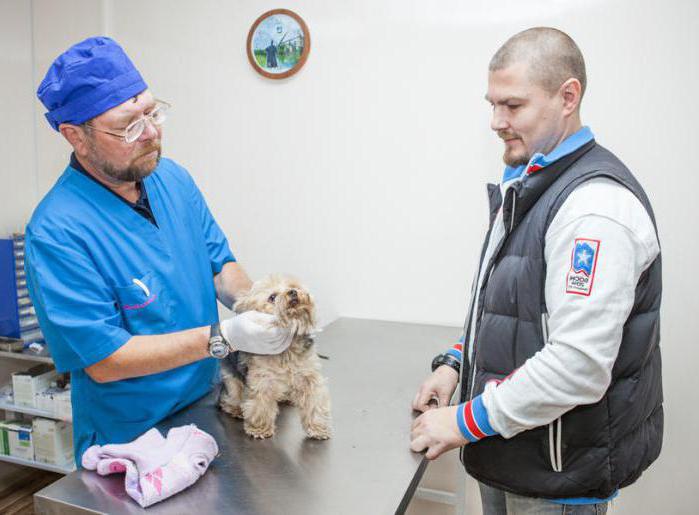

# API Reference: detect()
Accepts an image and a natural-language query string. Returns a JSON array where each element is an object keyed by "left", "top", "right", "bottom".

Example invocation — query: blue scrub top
[{"left": 24, "top": 157, "right": 235, "bottom": 465}]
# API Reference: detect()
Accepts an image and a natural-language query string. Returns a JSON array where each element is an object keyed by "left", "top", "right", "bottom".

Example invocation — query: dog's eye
[{"left": 268, "top": 293, "right": 277, "bottom": 303}]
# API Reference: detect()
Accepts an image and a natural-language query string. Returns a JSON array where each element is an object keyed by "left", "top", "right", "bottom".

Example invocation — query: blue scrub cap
[{"left": 37, "top": 36, "right": 148, "bottom": 131}]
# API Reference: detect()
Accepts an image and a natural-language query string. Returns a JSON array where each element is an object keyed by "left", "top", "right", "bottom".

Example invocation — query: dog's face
[{"left": 234, "top": 275, "right": 316, "bottom": 335}]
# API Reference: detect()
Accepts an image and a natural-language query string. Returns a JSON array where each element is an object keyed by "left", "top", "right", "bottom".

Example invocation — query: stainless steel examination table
[{"left": 34, "top": 318, "right": 458, "bottom": 514}]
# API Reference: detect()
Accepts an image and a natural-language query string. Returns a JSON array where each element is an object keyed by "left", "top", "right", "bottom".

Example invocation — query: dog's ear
[
  {"left": 233, "top": 277, "right": 278, "bottom": 314},
  {"left": 304, "top": 291, "right": 317, "bottom": 327},
  {"left": 309, "top": 294, "right": 317, "bottom": 328},
  {"left": 233, "top": 289, "right": 255, "bottom": 314}
]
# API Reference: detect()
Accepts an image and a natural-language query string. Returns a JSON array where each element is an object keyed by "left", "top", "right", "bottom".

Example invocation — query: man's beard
[
  {"left": 503, "top": 147, "right": 529, "bottom": 167},
  {"left": 88, "top": 140, "right": 162, "bottom": 183},
  {"left": 499, "top": 132, "right": 529, "bottom": 167}
]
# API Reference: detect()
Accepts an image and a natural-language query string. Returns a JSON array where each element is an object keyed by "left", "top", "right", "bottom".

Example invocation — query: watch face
[{"left": 210, "top": 339, "right": 229, "bottom": 359}]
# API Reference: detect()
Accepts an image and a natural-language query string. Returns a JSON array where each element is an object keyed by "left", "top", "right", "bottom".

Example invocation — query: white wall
[
  {"left": 0, "top": 0, "right": 39, "bottom": 484},
  {"left": 2, "top": 0, "right": 698, "bottom": 512},
  {"left": 0, "top": 0, "right": 37, "bottom": 237}
]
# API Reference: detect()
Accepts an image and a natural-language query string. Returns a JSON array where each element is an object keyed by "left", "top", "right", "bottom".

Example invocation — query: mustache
[
  {"left": 498, "top": 132, "right": 520, "bottom": 141},
  {"left": 138, "top": 141, "right": 161, "bottom": 158}
]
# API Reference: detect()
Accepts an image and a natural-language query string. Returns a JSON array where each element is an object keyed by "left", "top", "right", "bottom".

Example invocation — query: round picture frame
[{"left": 246, "top": 9, "right": 311, "bottom": 80}]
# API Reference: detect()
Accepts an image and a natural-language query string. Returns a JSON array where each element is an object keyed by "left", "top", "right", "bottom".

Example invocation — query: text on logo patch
[{"left": 566, "top": 238, "right": 601, "bottom": 296}]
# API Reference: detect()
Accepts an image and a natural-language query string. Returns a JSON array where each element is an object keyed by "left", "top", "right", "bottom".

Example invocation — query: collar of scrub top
[
  {"left": 501, "top": 126, "right": 595, "bottom": 183},
  {"left": 69, "top": 152, "right": 158, "bottom": 227}
]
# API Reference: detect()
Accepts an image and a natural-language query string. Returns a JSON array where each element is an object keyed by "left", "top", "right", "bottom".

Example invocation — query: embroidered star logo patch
[{"left": 566, "top": 238, "right": 601, "bottom": 296}]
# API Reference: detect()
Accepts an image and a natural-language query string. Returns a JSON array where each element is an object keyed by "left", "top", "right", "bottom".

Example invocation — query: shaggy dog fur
[{"left": 218, "top": 275, "right": 332, "bottom": 440}]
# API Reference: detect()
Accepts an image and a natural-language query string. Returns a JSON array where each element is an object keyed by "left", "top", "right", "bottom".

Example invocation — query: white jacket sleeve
[{"left": 481, "top": 179, "right": 659, "bottom": 438}]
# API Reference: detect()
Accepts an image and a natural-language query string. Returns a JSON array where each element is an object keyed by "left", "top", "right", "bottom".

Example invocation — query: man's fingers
[
  {"left": 413, "top": 388, "right": 433, "bottom": 412},
  {"left": 412, "top": 391, "right": 422, "bottom": 411},
  {"left": 410, "top": 415, "right": 426, "bottom": 437},
  {"left": 412, "top": 388, "right": 431, "bottom": 411},
  {"left": 425, "top": 443, "right": 444, "bottom": 460},
  {"left": 411, "top": 432, "right": 445, "bottom": 460},
  {"left": 411, "top": 412, "right": 424, "bottom": 431},
  {"left": 438, "top": 393, "right": 450, "bottom": 408},
  {"left": 410, "top": 434, "right": 430, "bottom": 453}
]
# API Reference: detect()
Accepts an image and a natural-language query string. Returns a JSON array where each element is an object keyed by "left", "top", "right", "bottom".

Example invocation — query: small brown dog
[{"left": 218, "top": 275, "right": 332, "bottom": 440}]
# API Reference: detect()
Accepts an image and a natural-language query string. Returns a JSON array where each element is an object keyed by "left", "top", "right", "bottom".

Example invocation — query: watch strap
[
  {"left": 432, "top": 352, "right": 461, "bottom": 374},
  {"left": 210, "top": 321, "right": 222, "bottom": 339}
]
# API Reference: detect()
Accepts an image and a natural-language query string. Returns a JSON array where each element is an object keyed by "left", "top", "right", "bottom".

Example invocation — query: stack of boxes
[
  {"left": 0, "top": 417, "right": 73, "bottom": 467},
  {"left": 36, "top": 383, "right": 72, "bottom": 420},
  {"left": 11, "top": 364, "right": 57, "bottom": 408},
  {"left": 0, "top": 366, "right": 73, "bottom": 467}
]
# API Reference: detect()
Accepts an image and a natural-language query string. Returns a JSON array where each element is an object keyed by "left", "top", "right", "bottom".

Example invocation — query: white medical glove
[{"left": 220, "top": 311, "right": 295, "bottom": 355}]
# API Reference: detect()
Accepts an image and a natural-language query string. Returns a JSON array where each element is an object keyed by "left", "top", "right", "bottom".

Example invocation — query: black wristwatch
[
  {"left": 431, "top": 353, "right": 461, "bottom": 375},
  {"left": 208, "top": 322, "right": 231, "bottom": 359}
]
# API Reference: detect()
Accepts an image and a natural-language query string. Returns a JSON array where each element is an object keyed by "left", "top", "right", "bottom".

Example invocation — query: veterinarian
[
  {"left": 411, "top": 27, "right": 662, "bottom": 514},
  {"left": 25, "top": 37, "right": 295, "bottom": 465}
]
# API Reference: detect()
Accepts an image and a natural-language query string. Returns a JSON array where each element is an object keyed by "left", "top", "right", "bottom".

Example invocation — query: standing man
[
  {"left": 266, "top": 39, "right": 278, "bottom": 68},
  {"left": 411, "top": 27, "right": 662, "bottom": 513},
  {"left": 26, "top": 37, "right": 294, "bottom": 465}
]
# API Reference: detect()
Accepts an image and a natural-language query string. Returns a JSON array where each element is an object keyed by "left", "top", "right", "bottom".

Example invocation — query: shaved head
[{"left": 489, "top": 27, "right": 586, "bottom": 102}]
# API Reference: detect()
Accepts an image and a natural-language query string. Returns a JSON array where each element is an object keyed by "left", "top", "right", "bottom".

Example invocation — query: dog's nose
[
  {"left": 288, "top": 289, "right": 298, "bottom": 298},
  {"left": 288, "top": 289, "right": 299, "bottom": 306}
]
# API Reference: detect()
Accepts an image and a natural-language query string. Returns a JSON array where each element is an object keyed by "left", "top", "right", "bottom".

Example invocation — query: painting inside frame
[{"left": 247, "top": 9, "right": 310, "bottom": 79}]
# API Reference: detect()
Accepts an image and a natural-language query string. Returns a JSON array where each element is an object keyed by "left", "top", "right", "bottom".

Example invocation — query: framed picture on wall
[{"left": 247, "top": 9, "right": 311, "bottom": 79}]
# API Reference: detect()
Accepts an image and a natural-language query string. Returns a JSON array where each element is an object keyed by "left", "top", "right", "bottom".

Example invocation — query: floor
[{"left": 0, "top": 469, "right": 62, "bottom": 515}]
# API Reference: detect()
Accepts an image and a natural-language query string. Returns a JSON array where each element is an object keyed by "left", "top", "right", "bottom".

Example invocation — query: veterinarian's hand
[
  {"left": 221, "top": 311, "right": 295, "bottom": 355},
  {"left": 410, "top": 405, "right": 468, "bottom": 460},
  {"left": 412, "top": 366, "right": 459, "bottom": 412}
]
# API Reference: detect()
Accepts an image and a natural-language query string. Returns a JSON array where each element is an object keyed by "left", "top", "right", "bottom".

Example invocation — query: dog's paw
[
  {"left": 245, "top": 423, "right": 275, "bottom": 439},
  {"left": 224, "top": 404, "right": 243, "bottom": 420},
  {"left": 220, "top": 402, "right": 244, "bottom": 419},
  {"left": 305, "top": 421, "right": 332, "bottom": 440}
]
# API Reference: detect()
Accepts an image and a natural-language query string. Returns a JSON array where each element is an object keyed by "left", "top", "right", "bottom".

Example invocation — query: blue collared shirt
[{"left": 502, "top": 126, "right": 595, "bottom": 183}]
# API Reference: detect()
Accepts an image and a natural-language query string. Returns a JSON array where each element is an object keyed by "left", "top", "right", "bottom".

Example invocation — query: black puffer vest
[{"left": 460, "top": 140, "right": 663, "bottom": 499}]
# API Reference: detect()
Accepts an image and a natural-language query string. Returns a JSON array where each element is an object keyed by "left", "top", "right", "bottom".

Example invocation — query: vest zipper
[
  {"left": 467, "top": 187, "right": 518, "bottom": 402},
  {"left": 509, "top": 189, "right": 516, "bottom": 232},
  {"left": 460, "top": 184, "right": 518, "bottom": 465},
  {"left": 459, "top": 187, "right": 507, "bottom": 465}
]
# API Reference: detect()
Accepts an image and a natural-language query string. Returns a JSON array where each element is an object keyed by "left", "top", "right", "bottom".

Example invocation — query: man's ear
[
  {"left": 59, "top": 123, "right": 89, "bottom": 156},
  {"left": 559, "top": 78, "right": 582, "bottom": 116}
]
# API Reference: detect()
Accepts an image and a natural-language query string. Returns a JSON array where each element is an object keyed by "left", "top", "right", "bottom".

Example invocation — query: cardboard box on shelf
[
  {"left": 0, "top": 419, "right": 34, "bottom": 460},
  {"left": 35, "top": 385, "right": 72, "bottom": 420},
  {"left": 11, "top": 364, "right": 57, "bottom": 408},
  {"left": 32, "top": 417, "right": 73, "bottom": 467},
  {"left": 36, "top": 386, "right": 61, "bottom": 415},
  {"left": 54, "top": 389, "right": 72, "bottom": 421}
]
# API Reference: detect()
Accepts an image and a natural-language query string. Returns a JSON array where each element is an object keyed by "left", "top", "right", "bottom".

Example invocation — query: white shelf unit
[
  {"left": 0, "top": 399, "right": 69, "bottom": 422},
  {"left": 0, "top": 350, "right": 53, "bottom": 364},
  {"left": 0, "top": 453, "right": 75, "bottom": 474},
  {"left": 1, "top": 351, "right": 74, "bottom": 474},
  {"left": 2, "top": 235, "right": 73, "bottom": 474}
]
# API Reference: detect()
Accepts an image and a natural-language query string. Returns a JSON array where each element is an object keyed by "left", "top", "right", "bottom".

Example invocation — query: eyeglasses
[{"left": 84, "top": 99, "right": 171, "bottom": 143}]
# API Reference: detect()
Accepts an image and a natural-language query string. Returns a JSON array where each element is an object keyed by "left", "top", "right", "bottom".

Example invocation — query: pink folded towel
[{"left": 82, "top": 424, "right": 218, "bottom": 507}]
